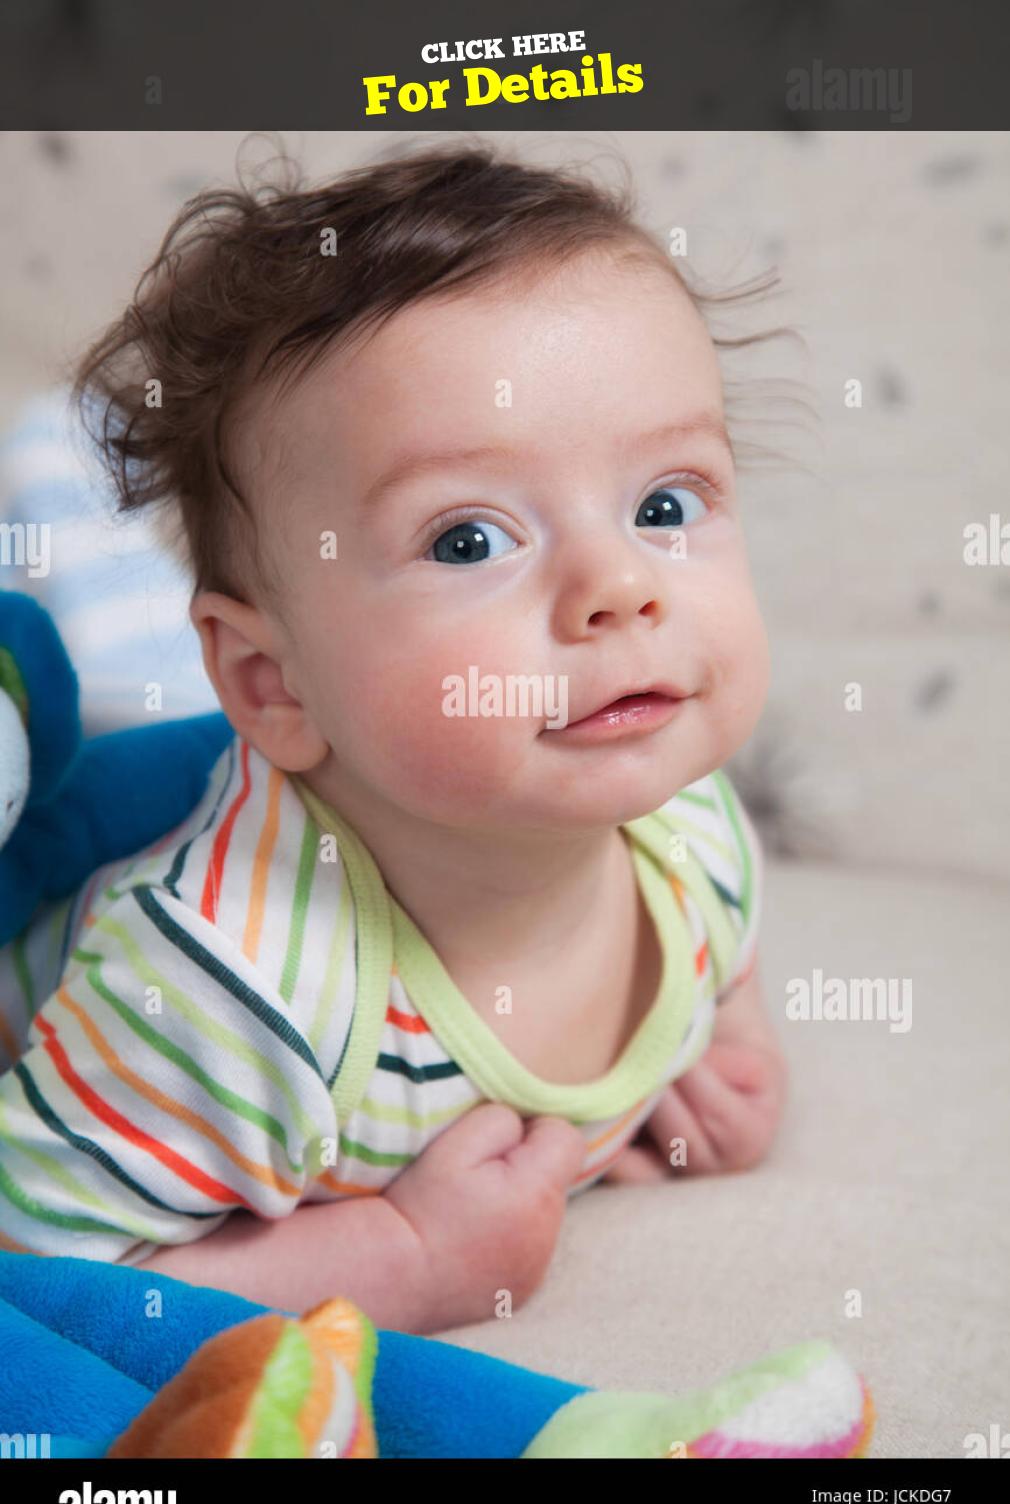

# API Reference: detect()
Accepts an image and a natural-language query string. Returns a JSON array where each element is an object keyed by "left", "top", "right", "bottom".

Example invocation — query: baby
[{"left": 0, "top": 141, "right": 785, "bottom": 1334}]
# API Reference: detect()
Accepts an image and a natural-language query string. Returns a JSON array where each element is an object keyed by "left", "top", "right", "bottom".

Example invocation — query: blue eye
[
  {"left": 635, "top": 487, "right": 706, "bottom": 528},
  {"left": 428, "top": 519, "right": 518, "bottom": 565}
]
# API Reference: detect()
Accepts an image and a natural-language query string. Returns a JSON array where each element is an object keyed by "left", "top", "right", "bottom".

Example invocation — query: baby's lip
[{"left": 564, "top": 681, "right": 692, "bottom": 727}]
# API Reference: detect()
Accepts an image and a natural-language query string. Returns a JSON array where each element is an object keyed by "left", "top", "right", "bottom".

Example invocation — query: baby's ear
[{"left": 188, "top": 590, "right": 325, "bottom": 773}]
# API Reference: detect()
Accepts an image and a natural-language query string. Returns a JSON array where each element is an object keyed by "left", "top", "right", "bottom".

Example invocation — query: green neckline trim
[
  {"left": 390, "top": 835, "right": 695, "bottom": 1119},
  {"left": 290, "top": 777, "right": 740, "bottom": 1122}
]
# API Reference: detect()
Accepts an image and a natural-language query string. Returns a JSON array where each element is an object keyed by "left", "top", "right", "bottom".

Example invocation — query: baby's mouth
[{"left": 544, "top": 688, "right": 693, "bottom": 744}]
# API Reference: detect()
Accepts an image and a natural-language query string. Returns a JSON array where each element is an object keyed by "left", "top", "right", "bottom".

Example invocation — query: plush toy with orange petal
[
  {"left": 108, "top": 1297, "right": 378, "bottom": 1460},
  {"left": 79, "top": 1271, "right": 872, "bottom": 1461}
]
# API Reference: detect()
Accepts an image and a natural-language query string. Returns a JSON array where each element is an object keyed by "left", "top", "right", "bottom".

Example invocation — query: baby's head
[{"left": 74, "top": 139, "right": 770, "bottom": 834}]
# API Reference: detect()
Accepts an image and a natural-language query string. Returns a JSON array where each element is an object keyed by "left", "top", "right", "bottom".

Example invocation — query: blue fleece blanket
[{"left": 0, "top": 1253, "right": 584, "bottom": 1458}]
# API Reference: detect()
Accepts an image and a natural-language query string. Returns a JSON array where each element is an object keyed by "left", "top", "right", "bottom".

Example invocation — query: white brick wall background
[{"left": 1, "top": 130, "right": 1007, "bottom": 881}]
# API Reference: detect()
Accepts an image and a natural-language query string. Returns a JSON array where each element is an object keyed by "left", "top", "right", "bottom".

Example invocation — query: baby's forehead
[{"left": 235, "top": 250, "right": 722, "bottom": 499}]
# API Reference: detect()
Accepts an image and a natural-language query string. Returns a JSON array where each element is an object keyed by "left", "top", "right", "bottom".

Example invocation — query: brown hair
[{"left": 68, "top": 133, "right": 786, "bottom": 610}]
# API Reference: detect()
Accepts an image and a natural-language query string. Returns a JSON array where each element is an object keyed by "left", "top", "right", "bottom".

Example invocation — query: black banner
[{"left": 0, "top": 0, "right": 1006, "bottom": 130}]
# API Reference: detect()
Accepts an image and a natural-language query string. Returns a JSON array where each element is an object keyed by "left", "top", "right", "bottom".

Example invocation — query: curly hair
[{"left": 68, "top": 132, "right": 782, "bottom": 610}]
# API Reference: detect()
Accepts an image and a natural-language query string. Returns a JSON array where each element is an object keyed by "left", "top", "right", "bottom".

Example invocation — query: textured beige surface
[{"left": 436, "top": 857, "right": 1010, "bottom": 1459}]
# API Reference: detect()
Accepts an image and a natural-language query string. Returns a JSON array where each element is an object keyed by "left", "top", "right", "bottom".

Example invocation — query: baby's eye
[
  {"left": 634, "top": 487, "right": 706, "bottom": 528},
  {"left": 427, "top": 519, "right": 519, "bottom": 565}
]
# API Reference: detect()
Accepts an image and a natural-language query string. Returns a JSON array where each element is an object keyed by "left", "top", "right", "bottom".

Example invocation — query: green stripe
[
  {"left": 0, "top": 1094, "right": 161, "bottom": 1243},
  {"left": 662, "top": 809, "right": 736, "bottom": 866},
  {"left": 356, "top": 1092, "right": 471, "bottom": 1131},
  {"left": 74, "top": 946, "right": 306, "bottom": 1176},
  {"left": 673, "top": 789, "right": 718, "bottom": 812},
  {"left": 290, "top": 778, "right": 395, "bottom": 1129},
  {"left": 710, "top": 769, "right": 753, "bottom": 922},
  {"left": 336, "top": 1132, "right": 413, "bottom": 1169},
  {"left": 308, "top": 862, "right": 352, "bottom": 1054},
  {"left": 11, "top": 1059, "right": 217, "bottom": 1222},
  {"left": 0, "top": 1153, "right": 153, "bottom": 1241},
  {"left": 279, "top": 813, "right": 317, "bottom": 1005},
  {"left": 135, "top": 885, "right": 321, "bottom": 1077},
  {"left": 85, "top": 907, "right": 323, "bottom": 1145},
  {"left": 335, "top": 1093, "right": 474, "bottom": 1167},
  {"left": 623, "top": 809, "right": 741, "bottom": 995}
]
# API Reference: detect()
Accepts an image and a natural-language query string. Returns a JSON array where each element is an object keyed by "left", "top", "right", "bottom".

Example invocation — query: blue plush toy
[
  {"left": 0, "top": 590, "right": 232, "bottom": 948},
  {"left": 0, "top": 587, "right": 875, "bottom": 1460}
]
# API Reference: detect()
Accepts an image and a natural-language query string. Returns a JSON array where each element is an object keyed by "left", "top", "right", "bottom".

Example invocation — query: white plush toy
[{"left": 0, "top": 676, "right": 30, "bottom": 849}]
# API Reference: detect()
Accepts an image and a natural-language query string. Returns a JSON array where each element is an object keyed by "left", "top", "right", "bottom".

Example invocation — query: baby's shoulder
[
  {"left": 652, "top": 768, "right": 761, "bottom": 900},
  {"left": 51, "top": 737, "right": 357, "bottom": 1057},
  {"left": 646, "top": 768, "right": 764, "bottom": 993}
]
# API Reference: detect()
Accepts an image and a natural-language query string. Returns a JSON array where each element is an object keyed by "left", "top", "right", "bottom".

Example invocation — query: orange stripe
[
  {"left": 386, "top": 1003, "right": 429, "bottom": 1033},
  {"left": 51, "top": 988, "right": 302, "bottom": 1202},
  {"left": 315, "top": 1172, "right": 382, "bottom": 1197},
  {"left": 0, "top": 1227, "right": 39, "bottom": 1253},
  {"left": 575, "top": 1133, "right": 640, "bottom": 1186},
  {"left": 37, "top": 1006, "right": 251, "bottom": 1208},
  {"left": 580, "top": 1098, "right": 650, "bottom": 1160},
  {"left": 243, "top": 764, "right": 285, "bottom": 962},
  {"left": 201, "top": 739, "right": 253, "bottom": 923},
  {"left": 669, "top": 873, "right": 686, "bottom": 908},
  {"left": 695, "top": 939, "right": 708, "bottom": 977}
]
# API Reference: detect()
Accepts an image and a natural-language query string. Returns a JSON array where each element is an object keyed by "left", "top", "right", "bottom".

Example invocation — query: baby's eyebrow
[{"left": 359, "top": 411, "right": 730, "bottom": 515}]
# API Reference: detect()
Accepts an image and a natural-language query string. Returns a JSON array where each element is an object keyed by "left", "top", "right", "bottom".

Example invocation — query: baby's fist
[{"left": 644, "top": 1040, "right": 787, "bottom": 1176}]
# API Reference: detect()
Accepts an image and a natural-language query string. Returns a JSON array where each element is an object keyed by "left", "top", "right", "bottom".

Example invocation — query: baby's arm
[
  {"left": 139, "top": 1101, "right": 587, "bottom": 1334},
  {"left": 135, "top": 1190, "right": 429, "bottom": 1330}
]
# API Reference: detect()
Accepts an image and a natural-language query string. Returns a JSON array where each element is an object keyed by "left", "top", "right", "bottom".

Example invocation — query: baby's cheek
[
  {"left": 700, "top": 579, "right": 770, "bottom": 730},
  {"left": 352, "top": 650, "right": 537, "bottom": 820}
]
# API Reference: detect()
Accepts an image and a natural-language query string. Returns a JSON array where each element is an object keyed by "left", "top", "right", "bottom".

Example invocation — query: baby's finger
[
  {"left": 601, "top": 1143, "right": 670, "bottom": 1185},
  {"left": 704, "top": 1039, "right": 781, "bottom": 1096},
  {"left": 642, "top": 1085, "right": 721, "bottom": 1176},
  {"left": 675, "top": 1061, "right": 761, "bottom": 1163}
]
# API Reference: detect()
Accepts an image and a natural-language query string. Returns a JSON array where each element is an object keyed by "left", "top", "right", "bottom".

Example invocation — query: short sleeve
[
  {"left": 658, "top": 768, "right": 764, "bottom": 1003},
  {"left": 707, "top": 769, "right": 764, "bottom": 998},
  {"left": 0, "top": 881, "right": 341, "bottom": 1263}
]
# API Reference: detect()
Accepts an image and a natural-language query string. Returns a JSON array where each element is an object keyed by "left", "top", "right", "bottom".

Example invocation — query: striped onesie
[{"left": 0, "top": 735, "right": 763, "bottom": 1264}]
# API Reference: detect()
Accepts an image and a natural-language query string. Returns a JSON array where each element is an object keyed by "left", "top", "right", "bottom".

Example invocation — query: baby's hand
[
  {"left": 603, "top": 1039, "right": 787, "bottom": 1183},
  {"left": 604, "top": 954, "right": 786, "bottom": 1183},
  {"left": 385, "top": 1102, "right": 587, "bottom": 1332},
  {"left": 652, "top": 1039, "right": 786, "bottom": 1175}
]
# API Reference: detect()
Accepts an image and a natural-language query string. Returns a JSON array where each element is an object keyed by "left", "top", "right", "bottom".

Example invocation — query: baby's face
[{"left": 246, "top": 246, "right": 769, "bottom": 830}]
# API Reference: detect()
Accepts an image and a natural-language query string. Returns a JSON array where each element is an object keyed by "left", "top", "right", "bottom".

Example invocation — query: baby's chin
[{"left": 480, "top": 748, "right": 707, "bottom": 831}]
